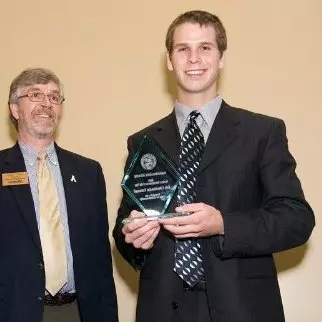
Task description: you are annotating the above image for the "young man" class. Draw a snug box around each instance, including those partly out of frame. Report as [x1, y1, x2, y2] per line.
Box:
[0, 68, 118, 322]
[113, 10, 315, 322]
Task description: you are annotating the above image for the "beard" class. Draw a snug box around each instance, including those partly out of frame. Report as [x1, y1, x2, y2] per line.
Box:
[18, 110, 59, 140]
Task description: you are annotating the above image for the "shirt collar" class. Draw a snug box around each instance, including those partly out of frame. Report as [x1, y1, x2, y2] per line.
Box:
[174, 95, 222, 128]
[19, 141, 58, 166]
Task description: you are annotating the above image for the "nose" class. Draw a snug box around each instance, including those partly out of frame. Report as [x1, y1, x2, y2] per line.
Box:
[41, 95, 52, 107]
[188, 49, 201, 64]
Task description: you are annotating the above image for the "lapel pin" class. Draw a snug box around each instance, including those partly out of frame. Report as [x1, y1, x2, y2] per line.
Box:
[70, 175, 77, 183]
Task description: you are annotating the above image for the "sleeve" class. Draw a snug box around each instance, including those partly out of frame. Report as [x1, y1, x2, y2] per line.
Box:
[112, 136, 150, 271]
[95, 163, 118, 320]
[216, 118, 315, 258]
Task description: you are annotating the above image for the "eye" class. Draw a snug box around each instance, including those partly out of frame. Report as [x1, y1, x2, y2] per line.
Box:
[50, 95, 60, 103]
[31, 92, 43, 99]
[201, 45, 211, 51]
[178, 47, 188, 52]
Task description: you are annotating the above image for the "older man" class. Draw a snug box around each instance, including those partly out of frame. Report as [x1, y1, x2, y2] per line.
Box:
[0, 68, 118, 322]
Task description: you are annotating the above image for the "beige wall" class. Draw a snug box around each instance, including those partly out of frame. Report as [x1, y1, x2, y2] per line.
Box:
[0, 0, 321, 321]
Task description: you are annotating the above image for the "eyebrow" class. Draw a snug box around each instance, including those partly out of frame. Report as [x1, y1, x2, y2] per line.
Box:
[26, 86, 60, 94]
[199, 41, 216, 46]
[173, 41, 216, 48]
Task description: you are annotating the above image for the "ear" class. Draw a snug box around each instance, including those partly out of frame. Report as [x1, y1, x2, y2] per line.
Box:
[9, 103, 19, 121]
[166, 52, 174, 71]
[219, 51, 226, 69]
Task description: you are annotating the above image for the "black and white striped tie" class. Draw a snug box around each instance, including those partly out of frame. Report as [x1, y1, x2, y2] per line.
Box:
[174, 111, 205, 287]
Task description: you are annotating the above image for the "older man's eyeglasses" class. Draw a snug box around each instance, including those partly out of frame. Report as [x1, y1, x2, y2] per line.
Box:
[18, 92, 65, 104]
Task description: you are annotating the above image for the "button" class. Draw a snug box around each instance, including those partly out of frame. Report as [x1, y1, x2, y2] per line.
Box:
[37, 296, 43, 301]
[171, 301, 178, 309]
[38, 262, 44, 270]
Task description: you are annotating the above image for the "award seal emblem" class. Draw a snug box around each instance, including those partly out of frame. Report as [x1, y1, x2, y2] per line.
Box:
[140, 153, 157, 171]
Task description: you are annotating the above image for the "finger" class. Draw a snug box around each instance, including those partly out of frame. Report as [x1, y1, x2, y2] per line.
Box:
[122, 210, 148, 233]
[124, 221, 159, 244]
[128, 220, 159, 239]
[141, 226, 160, 249]
[130, 210, 146, 218]
[174, 233, 199, 238]
[163, 224, 197, 235]
[175, 203, 205, 213]
[122, 217, 148, 234]
[159, 213, 196, 226]
[133, 226, 160, 249]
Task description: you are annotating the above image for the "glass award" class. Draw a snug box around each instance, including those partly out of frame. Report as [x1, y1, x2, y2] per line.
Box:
[121, 135, 189, 224]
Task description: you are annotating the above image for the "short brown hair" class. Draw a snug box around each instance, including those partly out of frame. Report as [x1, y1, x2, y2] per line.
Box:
[165, 10, 227, 57]
[8, 68, 62, 128]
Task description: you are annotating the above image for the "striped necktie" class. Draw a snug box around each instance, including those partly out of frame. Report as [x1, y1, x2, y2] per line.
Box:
[174, 111, 205, 287]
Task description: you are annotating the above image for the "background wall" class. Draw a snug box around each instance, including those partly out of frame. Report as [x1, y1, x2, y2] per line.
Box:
[0, 1, 321, 321]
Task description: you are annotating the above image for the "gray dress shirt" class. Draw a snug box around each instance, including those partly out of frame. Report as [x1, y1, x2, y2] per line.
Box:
[174, 95, 222, 141]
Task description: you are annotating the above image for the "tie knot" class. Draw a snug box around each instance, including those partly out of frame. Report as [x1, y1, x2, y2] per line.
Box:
[189, 111, 200, 121]
[37, 152, 47, 162]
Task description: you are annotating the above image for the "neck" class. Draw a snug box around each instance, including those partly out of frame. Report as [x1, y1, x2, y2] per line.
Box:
[18, 134, 53, 151]
[177, 89, 218, 109]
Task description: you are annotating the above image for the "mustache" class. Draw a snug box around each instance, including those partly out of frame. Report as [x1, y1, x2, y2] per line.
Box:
[32, 108, 55, 118]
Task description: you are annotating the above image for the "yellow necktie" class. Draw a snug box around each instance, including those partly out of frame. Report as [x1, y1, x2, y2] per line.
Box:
[37, 153, 67, 296]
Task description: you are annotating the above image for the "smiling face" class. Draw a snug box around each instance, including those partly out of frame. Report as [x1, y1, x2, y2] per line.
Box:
[9, 81, 62, 144]
[167, 22, 225, 106]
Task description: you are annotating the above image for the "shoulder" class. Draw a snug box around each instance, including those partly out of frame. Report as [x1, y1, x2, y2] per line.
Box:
[223, 101, 285, 133]
[55, 145, 101, 169]
[131, 113, 173, 137]
[0, 147, 13, 160]
[128, 113, 174, 144]
[0, 145, 19, 165]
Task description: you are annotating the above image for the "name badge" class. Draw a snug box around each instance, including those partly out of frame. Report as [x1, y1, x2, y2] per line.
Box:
[1, 172, 29, 186]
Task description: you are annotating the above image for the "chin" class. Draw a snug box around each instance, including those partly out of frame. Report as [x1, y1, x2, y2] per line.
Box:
[180, 81, 208, 92]
[184, 86, 209, 94]
[33, 127, 55, 139]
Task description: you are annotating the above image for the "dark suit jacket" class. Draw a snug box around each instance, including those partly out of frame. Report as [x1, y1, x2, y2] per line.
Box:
[113, 101, 314, 322]
[0, 143, 118, 322]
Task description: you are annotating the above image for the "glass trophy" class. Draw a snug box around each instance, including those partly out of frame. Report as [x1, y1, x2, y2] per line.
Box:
[121, 135, 189, 224]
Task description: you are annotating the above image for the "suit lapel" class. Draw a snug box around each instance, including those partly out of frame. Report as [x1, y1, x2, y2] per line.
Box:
[1, 143, 41, 251]
[148, 111, 181, 167]
[146, 105, 241, 172]
[55, 145, 80, 243]
[199, 101, 241, 172]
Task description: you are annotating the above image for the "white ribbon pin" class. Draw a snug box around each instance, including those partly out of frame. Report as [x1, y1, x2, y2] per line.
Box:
[70, 175, 77, 183]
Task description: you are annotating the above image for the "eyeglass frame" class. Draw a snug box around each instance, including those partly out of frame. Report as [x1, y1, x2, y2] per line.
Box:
[17, 91, 65, 104]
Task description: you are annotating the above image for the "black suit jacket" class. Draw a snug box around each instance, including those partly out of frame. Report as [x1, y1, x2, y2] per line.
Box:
[113, 101, 314, 322]
[0, 143, 118, 322]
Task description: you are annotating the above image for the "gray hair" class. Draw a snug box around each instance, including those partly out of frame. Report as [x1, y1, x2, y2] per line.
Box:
[8, 67, 63, 129]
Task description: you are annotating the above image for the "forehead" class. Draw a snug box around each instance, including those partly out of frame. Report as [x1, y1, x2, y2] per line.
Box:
[173, 22, 217, 44]
[20, 81, 60, 93]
